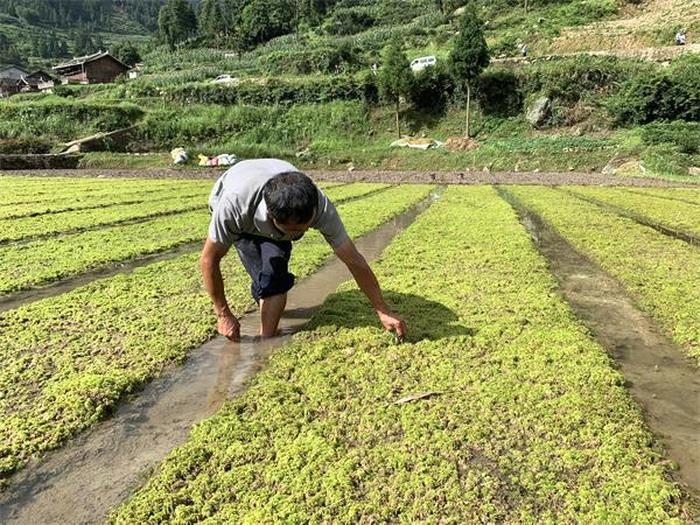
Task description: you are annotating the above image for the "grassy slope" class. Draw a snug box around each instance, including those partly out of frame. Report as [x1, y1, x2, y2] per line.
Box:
[545, 0, 700, 53]
[108, 186, 684, 523]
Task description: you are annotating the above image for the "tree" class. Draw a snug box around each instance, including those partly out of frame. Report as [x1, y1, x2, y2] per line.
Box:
[158, 0, 198, 50]
[73, 28, 96, 56]
[377, 38, 413, 138]
[449, 4, 489, 138]
[111, 40, 142, 67]
[93, 33, 106, 52]
[199, 0, 228, 46]
[239, 0, 294, 48]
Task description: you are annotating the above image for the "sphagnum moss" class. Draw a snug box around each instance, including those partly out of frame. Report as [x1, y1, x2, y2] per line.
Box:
[107, 187, 683, 524]
[0, 183, 433, 483]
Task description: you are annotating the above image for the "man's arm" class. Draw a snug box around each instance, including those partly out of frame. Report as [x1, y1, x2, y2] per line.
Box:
[200, 237, 240, 341]
[333, 238, 407, 341]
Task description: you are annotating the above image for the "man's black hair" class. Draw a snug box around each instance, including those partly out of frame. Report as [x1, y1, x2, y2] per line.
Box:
[263, 171, 318, 224]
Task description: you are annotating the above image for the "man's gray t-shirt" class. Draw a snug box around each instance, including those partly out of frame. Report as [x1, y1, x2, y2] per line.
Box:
[207, 159, 349, 249]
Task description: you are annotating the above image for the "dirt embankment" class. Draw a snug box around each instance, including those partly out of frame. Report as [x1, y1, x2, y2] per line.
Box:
[2, 168, 698, 187]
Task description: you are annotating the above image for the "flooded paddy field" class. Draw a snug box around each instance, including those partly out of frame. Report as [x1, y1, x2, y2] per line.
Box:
[0, 173, 698, 523]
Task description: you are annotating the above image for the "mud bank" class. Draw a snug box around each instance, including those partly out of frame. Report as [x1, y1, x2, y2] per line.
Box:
[2, 168, 699, 187]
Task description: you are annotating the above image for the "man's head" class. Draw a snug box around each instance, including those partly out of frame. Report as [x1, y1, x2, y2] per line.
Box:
[263, 171, 318, 240]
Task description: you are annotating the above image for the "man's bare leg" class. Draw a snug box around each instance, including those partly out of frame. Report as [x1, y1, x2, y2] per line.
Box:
[259, 293, 287, 338]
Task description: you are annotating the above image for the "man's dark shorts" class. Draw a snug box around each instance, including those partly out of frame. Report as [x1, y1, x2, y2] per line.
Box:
[234, 235, 295, 302]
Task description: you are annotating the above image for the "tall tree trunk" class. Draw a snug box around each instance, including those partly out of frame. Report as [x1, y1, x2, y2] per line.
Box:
[524, 0, 529, 14]
[464, 82, 471, 139]
[395, 99, 401, 138]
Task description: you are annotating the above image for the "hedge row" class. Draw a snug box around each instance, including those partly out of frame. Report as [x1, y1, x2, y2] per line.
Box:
[127, 75, 378, 106]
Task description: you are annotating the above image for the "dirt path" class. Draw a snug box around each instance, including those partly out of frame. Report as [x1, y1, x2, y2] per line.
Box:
[499, 188, 700, 499]
[2, 168, 698, 187]
[494, 44, 700, 64]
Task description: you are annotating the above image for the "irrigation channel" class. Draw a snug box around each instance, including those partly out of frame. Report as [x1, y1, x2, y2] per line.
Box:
[0, 188, 444, 525]
[560, 189, 700, 247]
[0, 242, 202, 314]
[498, 187, 700, 496]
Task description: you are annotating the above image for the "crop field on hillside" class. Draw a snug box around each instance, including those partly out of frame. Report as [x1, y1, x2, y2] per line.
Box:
[0, 175, 697, 522]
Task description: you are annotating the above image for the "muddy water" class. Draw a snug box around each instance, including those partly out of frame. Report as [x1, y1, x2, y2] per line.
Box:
[0, 188, 441, 525]
[498, 188, 700, 494]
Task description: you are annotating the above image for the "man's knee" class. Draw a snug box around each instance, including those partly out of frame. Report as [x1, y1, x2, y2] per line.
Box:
[256, 271, 295, 299]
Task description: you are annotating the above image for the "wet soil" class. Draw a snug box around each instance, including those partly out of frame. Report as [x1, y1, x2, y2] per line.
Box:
[0, 242, 203, 314]
[0, 189, 441, 525]
[498, 188, 700, 497]
[2, 168, 699, 187]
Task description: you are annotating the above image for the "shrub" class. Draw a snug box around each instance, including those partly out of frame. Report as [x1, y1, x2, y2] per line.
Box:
[143, 75, 378, 106]
[522, 56, 652, 105]
[607, 54, 700, 125]
[641, 121, 700, 154]
[478, 67, 522, 117]
[0, 136, 52, 154]
[260, 44, 361, 75]
[409, 62, 455, 112]
[324, 6, 375, 35]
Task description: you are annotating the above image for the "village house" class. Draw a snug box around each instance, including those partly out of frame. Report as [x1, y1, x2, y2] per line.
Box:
[17, 70, 55, 94]
[0, 65, 28, 97]
[52, 51, 129, 85]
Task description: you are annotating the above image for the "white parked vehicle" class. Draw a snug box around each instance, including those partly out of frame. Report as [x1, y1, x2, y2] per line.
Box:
[212, 74, 237, 84]
[410, 55, 437, 72]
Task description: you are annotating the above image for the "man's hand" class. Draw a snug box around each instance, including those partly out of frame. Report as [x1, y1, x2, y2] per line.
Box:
[217, 310, 240, 341]
[377, 309, 407, 343]
[334, 239, 408, 343]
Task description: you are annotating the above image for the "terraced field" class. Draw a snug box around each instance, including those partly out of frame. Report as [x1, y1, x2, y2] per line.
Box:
[0, 175, 697, 522]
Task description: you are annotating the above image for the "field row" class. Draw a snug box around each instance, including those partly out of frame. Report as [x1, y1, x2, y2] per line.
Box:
[0, 182, 390, 294]
[108, 187, 681, 523]
[0, 176, 345, 209]
[0, 184, 434, 481]
[627, 188, 700, 206]
[0, 176, 210, 206]
[511, 187, 700, 360]
[567, 187, 700, 238]
[0, 185, 211, 221]
[0, 193, 208, 243]
[0, 180, 370, 237]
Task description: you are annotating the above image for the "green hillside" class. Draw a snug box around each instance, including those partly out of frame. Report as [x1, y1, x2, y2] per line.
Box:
[1, 0, 698, 181]
[0, 0, 164, 68]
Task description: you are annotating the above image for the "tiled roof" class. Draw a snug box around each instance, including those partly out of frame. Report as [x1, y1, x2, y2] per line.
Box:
[53, 51, 128, 71]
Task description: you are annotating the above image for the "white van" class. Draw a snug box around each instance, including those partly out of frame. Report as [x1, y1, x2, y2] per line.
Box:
[410, 55, 437, 72]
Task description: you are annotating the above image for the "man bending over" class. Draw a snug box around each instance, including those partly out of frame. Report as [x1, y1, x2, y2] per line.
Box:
[200, 158, 407, 341]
